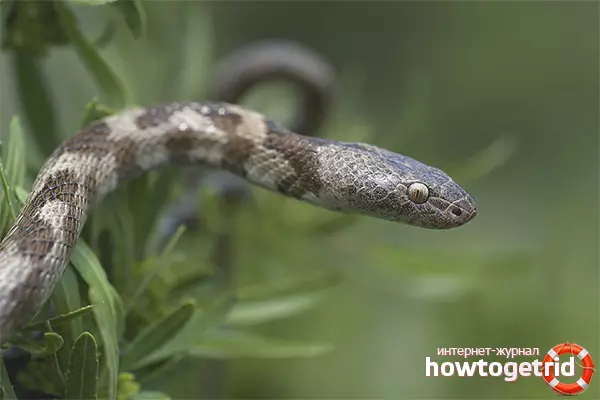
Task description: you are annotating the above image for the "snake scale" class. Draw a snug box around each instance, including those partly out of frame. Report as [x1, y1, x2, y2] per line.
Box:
[0, 101, 477, 341]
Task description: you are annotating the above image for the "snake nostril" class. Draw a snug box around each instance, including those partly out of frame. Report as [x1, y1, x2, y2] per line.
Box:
[451, 207, 462, 217]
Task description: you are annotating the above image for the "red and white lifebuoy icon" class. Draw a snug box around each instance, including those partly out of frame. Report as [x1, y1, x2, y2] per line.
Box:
[542, 343, 595, 395]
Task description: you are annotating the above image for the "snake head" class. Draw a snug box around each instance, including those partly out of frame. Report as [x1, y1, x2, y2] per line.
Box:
[317, 143, 477, 229]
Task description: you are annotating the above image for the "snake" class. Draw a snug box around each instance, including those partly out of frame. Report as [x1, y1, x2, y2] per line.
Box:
[0, 101, 477, 342]
[158, 40, 336, 242]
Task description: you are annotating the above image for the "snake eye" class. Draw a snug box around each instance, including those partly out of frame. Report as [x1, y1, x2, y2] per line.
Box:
[408, 182, 429, 204]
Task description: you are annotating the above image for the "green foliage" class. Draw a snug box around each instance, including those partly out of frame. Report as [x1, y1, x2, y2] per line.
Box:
[2, 1, 593, 399]
[110, 0, 146, 39]
[65, 332, 99, 400]
[0, 95, 345, 395]
[121, 301, 197, 371]
[187, 330, 334, 359]
[0, 4, 349, 398]
[0, 117, 25, 225]
[71, 241, 122, 398]
[53, 1, 129, 107]
[10, 332, 64, 357]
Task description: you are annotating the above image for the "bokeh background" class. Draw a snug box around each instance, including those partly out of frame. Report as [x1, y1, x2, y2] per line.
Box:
[0, 1, 598, 399]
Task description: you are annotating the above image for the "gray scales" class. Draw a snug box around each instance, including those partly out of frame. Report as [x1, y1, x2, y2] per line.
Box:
[0, 101, 477, 341]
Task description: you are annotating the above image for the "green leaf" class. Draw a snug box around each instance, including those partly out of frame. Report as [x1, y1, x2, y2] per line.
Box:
[126, 296, 235, 370]
[127, 225, 186, 313]
[71, 241, 124, 335]
[227, 292, 325, 326]
[236, 271, 343, 300]
[228, 272, 341, 326]
[64, 0, 118, 6]
[89, 192, 137, 299]
[134, 355, 183, 386]
[54, 2, 128, 107]
[450, 135, 518, 183]
[12, 52, 60, 156]
[10, 332, 64, 356]
[25, 305, 94, 333]
[89, 288, 119, 399]
[112, 0, 146, 38]
[50, 265, 84, 359]
[70, 241, 122, 399]
[133, 391, 171, 400]
[168, 270, 212, 299]
[13, 187, 29, 205]
[0, 357, 17, 400]
[81, 98, 119, 127]
[0, 151, 16, 223]
[190, 330, 334, 359]
[93, 20, 118, 48]
[5, 118, 25, 191]
[65, 332, 99, 400]
[121, 301, 195, 371]
[176, 4, 213, 99]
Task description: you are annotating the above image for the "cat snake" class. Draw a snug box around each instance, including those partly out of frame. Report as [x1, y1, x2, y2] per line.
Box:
[0, 100, 477, 342]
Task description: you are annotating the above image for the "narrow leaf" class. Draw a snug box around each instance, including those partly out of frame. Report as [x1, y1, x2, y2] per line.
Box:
[89, 288, 119, 399]
[122, 301, 195, 371]
[450, 135, 518, 183]
[13, 51, 60, 156]
[127, 225, 186, 313]
[71, 241, 121, 399]
[227, 292, 325, 326]
[64, 0, 118, 4]
[65, 332, 99, 400]
[190, 330, 334, 359]
[0, 156, 16, 222]
[236, 271, 343, 301]
[81, 98, 118, 127]
[54, 2, 128, 107]
[25, 306, 94, 332]
[5, 118, 25, 191]
[70, 241, 124, 335]
[13, 187, 28, 205]
[10, 332, 64, 356]
[127, 296, 235, 370]
[228, 272, 341, 326]
[112, 0, 146, 38]
[135, 355, 183, 386]
[50, 265, 84, 354]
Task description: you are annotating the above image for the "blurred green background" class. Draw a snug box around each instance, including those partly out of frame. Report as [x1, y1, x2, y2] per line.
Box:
[0, 1, 598, 399]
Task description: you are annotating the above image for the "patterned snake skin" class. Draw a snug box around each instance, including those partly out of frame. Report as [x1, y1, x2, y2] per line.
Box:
[0, 101, 477, 341]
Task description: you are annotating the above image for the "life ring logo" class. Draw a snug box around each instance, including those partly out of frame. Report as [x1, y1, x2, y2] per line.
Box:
[542, 343, 595, 396]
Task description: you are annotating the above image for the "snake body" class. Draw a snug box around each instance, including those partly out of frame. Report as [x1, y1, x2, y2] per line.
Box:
[0, 101, 476, 341]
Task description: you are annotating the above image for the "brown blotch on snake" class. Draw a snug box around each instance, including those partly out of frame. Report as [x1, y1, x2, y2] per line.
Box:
[54, 122, 113, 161]
[0, 101, 477, 341]
[264, 119, 323, 197]
[216, 112, 257, 177]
